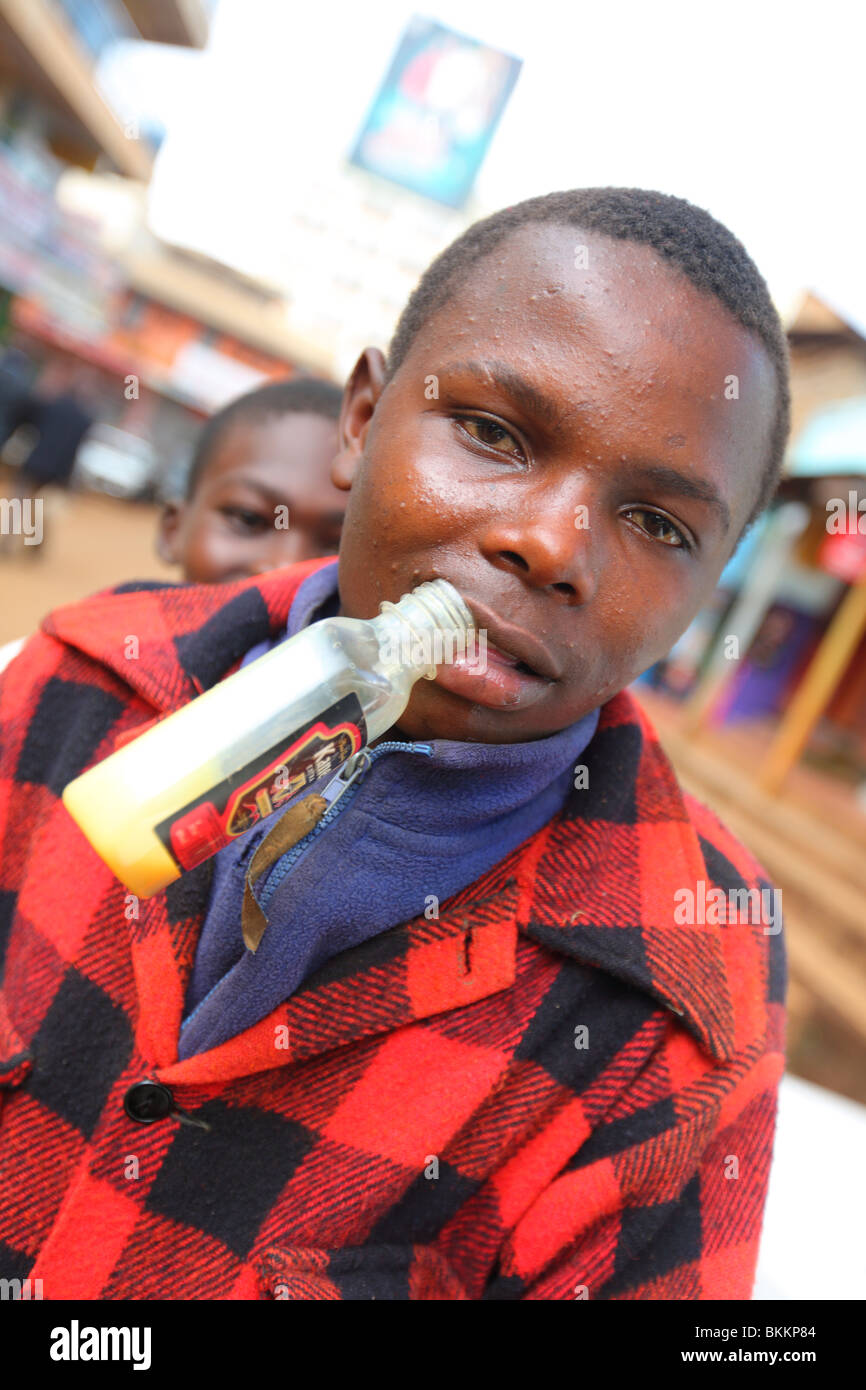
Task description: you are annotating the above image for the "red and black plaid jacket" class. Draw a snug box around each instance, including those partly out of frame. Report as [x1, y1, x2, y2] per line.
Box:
[0, 559, 786, 1300]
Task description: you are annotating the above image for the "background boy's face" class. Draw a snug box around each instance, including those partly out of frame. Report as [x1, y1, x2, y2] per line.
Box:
[159, 411, 344, 583]
[333, 225, 779, 745]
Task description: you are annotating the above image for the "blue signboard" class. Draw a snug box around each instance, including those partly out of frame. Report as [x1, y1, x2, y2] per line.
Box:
[349, 15, 522, 208]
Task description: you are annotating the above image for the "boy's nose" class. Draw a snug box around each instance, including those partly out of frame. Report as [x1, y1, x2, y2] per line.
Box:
[480, 500, 594, 603]
[483, 471, 606, 603]
[483, 512, 599, 605]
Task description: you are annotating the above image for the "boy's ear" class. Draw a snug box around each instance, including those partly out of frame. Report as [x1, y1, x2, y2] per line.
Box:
[332, 347, 387, 491]
[156, 501, 184, 566]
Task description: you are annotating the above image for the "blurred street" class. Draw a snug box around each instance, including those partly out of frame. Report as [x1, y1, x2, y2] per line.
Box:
[0, 484, 174, 647]
[637, 686, 866, 1107]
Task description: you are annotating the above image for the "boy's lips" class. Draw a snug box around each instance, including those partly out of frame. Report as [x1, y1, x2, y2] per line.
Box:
[430, 594, 561, 711]
[432, 651, 553, 709]
[462, 596, 562, 681]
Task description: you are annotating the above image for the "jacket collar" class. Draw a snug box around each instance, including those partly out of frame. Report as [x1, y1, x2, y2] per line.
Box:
[42, 566, 743, 1076]
[517, 690, 746, 1064]
[40, 557, 334, 711]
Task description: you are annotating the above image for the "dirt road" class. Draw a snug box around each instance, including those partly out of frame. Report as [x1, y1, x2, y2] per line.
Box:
[0, 485, 176, 647]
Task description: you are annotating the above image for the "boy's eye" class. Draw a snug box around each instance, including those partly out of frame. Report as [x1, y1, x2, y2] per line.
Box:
[622, 507, 691, 550]
[220, 507, 271, 534]
[455, 415, 523, 458]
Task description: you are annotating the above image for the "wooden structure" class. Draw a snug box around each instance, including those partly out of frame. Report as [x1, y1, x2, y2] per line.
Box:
[638, 689, 866, 1074]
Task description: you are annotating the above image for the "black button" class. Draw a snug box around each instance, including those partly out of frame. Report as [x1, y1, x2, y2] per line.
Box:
[124, 1079, 174, 1123]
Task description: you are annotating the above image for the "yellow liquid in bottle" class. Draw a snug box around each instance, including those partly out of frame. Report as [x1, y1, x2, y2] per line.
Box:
[61, 579, 475, 898]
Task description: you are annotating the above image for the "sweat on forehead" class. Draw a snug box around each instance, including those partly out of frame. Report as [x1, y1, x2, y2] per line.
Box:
[396, 226, 754, 376]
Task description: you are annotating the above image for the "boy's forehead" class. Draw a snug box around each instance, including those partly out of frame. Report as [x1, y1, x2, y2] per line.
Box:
[394, 222, 776, 534]
[430, 224, 751, 364]
[209, 411, 339, 478]
[432, 228, 768, 400]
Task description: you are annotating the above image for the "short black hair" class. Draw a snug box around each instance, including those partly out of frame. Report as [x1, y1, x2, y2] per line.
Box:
[386, 187, 791, 541]
[186, 376, 343, 499]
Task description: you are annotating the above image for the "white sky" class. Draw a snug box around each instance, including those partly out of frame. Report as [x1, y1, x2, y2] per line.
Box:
[109, 0, 866, 328]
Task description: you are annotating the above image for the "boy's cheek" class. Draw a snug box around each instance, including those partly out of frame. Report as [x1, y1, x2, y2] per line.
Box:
[347, 470, 460, 556]
[181, 522, 253, 582]
[369, 414, 468, 507]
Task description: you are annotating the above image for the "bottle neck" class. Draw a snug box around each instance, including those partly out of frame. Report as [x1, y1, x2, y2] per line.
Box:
[371, 580, 476, 681]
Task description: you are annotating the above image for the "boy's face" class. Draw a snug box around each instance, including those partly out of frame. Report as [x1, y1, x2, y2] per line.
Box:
[158, 412, 344, 584]
[333, 225, 779, 745]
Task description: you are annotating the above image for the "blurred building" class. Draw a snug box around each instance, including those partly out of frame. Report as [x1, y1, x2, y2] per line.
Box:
[0, 7, 525, 495]
[0, 0, 209, 177]
[787, 289, 866, 445]
[0, 0, 314, 497]
[140, 11, 520, 380]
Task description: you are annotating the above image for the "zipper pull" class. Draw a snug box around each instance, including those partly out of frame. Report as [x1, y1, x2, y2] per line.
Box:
[320, 748, 372, 808]
[318, 739, 432, 810]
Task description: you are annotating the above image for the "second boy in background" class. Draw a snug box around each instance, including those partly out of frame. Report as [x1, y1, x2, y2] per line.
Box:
[158, 376, 346, 583]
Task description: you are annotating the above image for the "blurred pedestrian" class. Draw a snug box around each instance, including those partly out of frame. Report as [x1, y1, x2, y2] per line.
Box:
[0, 344, 34, 451]
[0, 359, 97, 559]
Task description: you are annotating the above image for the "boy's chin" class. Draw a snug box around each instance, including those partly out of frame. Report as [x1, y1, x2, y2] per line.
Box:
[392, 679, 578, 745]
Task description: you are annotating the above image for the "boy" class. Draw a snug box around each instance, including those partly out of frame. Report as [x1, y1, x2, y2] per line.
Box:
[157, 376, 346, 582]
[0, 379, 346, 675]
[0, 188, 788, 1300]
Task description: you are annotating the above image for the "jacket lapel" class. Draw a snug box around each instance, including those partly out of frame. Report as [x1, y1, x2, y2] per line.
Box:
[41, 558, 521, 1080]
[40, 558, 334, 708]
[154, 686, 745, 1086]
[521, 689, 741, 1063]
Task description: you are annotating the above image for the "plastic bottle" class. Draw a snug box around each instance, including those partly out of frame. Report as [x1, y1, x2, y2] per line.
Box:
[62, 579, 474, 898]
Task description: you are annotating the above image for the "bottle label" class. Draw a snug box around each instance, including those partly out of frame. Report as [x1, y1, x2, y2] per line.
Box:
[155, 693, 367, 873]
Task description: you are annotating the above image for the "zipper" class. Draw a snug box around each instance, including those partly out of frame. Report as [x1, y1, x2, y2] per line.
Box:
[255, 739, 434, 910]
[180, 739, 434, 1039]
